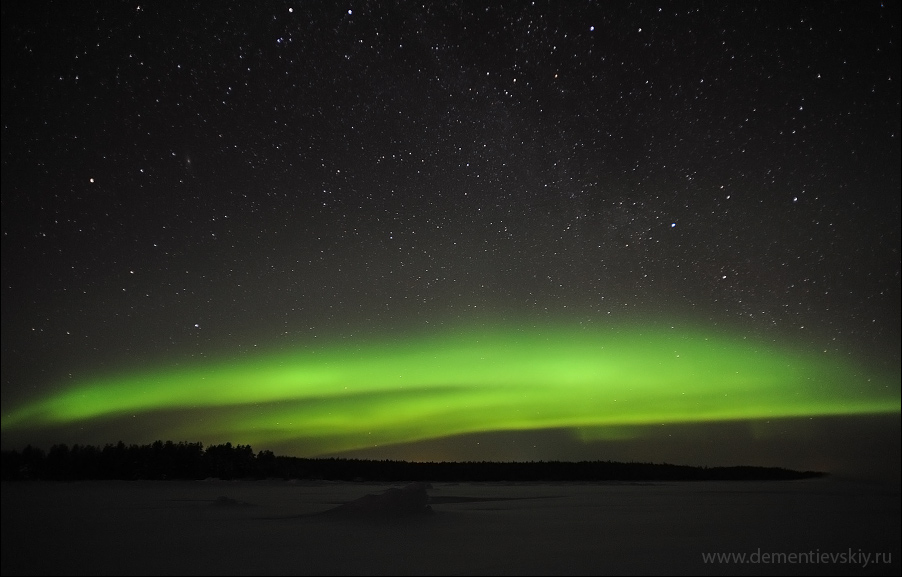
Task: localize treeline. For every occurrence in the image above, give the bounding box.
[0,441,826,482]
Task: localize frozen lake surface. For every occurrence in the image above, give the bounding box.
[2,477,898,575]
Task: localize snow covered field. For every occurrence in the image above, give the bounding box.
[2,477,898,575]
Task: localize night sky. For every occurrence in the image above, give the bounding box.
[2,1,899,478]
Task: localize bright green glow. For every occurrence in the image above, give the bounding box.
[2,323,899,454]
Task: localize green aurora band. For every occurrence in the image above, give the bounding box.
[2,324,899,454]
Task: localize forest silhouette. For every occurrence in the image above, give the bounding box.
[1,440,825,482]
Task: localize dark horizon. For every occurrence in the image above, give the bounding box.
[0,439,829,483]
[4,410,899,481]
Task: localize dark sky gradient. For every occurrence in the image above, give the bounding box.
[2,1,899,477]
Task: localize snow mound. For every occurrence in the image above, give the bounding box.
[323,482,434,518]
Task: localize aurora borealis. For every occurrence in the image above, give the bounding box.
[1,1,899,476]
[2,323,898,456]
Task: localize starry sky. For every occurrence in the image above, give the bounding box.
[2,1,900,478]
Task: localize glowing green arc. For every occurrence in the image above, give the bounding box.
[2,324,898,454]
